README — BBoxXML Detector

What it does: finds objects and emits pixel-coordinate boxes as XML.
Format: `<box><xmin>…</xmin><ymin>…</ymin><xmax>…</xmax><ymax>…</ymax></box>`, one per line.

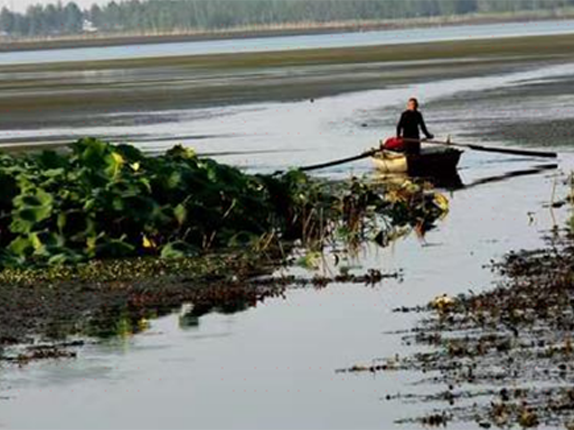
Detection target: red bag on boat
<box><xmin>382</xmin><ymin>137</ymin><xmax>405</xmax><ymax>151</ymax></box>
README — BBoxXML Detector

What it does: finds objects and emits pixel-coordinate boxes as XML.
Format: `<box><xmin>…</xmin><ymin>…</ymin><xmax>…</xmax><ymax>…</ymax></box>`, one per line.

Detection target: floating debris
<box><xmin>2</xmin><ymin>345</ymin><xmax>78</xmax><ymax>367</ymax></box>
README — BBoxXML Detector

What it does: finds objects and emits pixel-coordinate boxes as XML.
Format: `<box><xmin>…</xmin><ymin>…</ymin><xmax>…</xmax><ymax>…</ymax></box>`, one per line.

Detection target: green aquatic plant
<box><xmin>0</xmin><ymin>138</ymin><xmax>273</xmax><ymax>267</ymax></box>
<box><xmin>0</xmin><ymin>138</ymin><xmax>448</xmax><ymax>270</ymax></box>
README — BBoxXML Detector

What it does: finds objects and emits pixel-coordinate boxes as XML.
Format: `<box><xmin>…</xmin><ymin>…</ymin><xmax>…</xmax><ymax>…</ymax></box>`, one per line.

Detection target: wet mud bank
<box><xmin>0</xmin><ymin>253</ymin><xmax>278</xmax><ymax>348</ymax></box>
<box><xmin>424</xmin><ymin>64</ymin><xmax>574</xmax><ymax>151</ymax></box>
<box><xmin>2</xmin><ymin>33</ymin><xmax>574</xmax><ymax>139</ymax></box>
<box><xmin>0</xmin><ymin>252</ymin><xmax>400</xmax><ymax>367</ymax></box>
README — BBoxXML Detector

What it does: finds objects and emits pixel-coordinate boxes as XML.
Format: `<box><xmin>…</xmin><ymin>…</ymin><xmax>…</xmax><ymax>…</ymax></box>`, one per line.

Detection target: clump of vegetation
<box><xmin>0</xmin><ymin>138</ymin><xmax>452</xmax><ymax>355</ymax></box>
<box><xmin>0</xmin><ymin>138</ymin><xmax>448</xmax><ymax>270</ymax></box>
<box><xmin>0</xmin><ymin>138</ymin><xmax>274</xmax><ymax>267</ymax></box>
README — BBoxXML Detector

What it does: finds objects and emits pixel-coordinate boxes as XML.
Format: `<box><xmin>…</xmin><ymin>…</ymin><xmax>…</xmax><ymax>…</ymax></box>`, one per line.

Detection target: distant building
<box><xmin>83</xmin><ymin>19</ymin><xmax>98</xmax><ymax>33</ymax></box>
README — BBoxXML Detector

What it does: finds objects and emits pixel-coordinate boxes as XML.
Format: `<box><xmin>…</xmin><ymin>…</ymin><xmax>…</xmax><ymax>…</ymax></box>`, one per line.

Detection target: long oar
<box><xmin>272</xmin><ymin>147</ymin><xmax>380</xmax><ymax>175</ymax></box>
<box><xmin>298</xmin><ymin>148</ymin><xmax>380</xmax><ymax>172</ymax></box>
<box><xmin>405</xmin><ymin>138</ymin><xmax>557</xmax><ymax>159</ymax></box>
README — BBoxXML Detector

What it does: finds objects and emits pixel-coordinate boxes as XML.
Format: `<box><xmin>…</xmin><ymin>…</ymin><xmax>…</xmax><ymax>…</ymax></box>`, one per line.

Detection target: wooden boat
<box><xmin>372</xmin><ymin>146</ymin><xmax>462</xmax><ymax>176</ymax></box>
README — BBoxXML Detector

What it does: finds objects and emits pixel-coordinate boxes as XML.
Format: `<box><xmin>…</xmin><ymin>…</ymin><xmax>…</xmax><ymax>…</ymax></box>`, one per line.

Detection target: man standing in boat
<box><xmin>395</xmin><ymin>98</ymin><xmax>434</xmax><ymax>154</ymax></box>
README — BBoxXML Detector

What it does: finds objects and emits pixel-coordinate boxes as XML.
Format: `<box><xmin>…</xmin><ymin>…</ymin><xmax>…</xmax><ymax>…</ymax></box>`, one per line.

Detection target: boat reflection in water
<box><xmin>461</xmin><ymin>163</ymin><xmax>559</xmax><ymax>190</ymax></box>
<box><xmin>372</xmin><ymin>163</ymin><xmax>559</xmax><ymax>192</ymax></box>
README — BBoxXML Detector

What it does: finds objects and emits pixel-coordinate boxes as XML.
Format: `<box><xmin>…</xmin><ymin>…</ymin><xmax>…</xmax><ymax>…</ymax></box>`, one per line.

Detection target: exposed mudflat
<box><xmin>1</xmin><ymin>33</ymin><xmax>574</xmax><ymax>140</ymax></box>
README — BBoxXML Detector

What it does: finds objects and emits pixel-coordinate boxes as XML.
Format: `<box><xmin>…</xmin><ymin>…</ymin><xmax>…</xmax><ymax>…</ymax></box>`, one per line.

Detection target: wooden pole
<box><xmin>272</xmin><ymin>148</ymin><xmax>380</xmax><ymax>175</ymax></box>
<box><xmin>298</xmin><ymin>148</ymin><xmax>379</xmax><ymax>172</ymax></box>
<box><xmin>405</xmin><ymin>138</ymin><xmax>557</xmax><ymax>159</ymax></box>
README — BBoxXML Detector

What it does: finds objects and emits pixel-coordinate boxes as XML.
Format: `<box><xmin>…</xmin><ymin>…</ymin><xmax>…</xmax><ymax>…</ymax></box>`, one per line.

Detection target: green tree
<box><xmin>89</xmin><ymin>4</ymin><xmax>103</xmax><ymax>28</ymax></box>
<box><xmin>26</xmin><ymin>5</ymin><xmax>46</xmax><ymax>36</ymax></box>
<box><xmin>0</xmin><ymin>7</ymin><xmax>15</xmax><ymax>34</ymax></box>
<box><xmin>63</xmin><ymin>2</ymin><xmax>83</xmax><ymax>34</ymax></box>
<box><xmin>44</xmin><ymin>3</ymin><xmax>63</xmax><ymax>34</ymax></box>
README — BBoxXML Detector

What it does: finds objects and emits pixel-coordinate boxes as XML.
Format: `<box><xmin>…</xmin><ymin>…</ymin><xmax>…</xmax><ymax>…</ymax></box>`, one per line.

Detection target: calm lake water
<box><xmin>1</xmin><ymin>27</ymin><xmax>574</xmax><ymax>429</ymax></box>
<box><xmin>1</xmin><ymin>19</ymin><xmax>574</xmax><ymax>65</ymax></box>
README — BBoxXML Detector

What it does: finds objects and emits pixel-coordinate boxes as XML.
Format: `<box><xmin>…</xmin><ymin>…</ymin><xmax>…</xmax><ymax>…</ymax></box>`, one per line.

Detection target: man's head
<box><xmin>407</xmin><ymin>98</ymin><xmax>419</xmax><ymax>111</ymax></box>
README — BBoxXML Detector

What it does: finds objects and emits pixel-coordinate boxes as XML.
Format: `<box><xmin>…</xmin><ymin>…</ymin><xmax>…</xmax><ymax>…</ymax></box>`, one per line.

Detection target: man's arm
<box><xmin>419</xmin><ymin>112</ymin><xmax>434</xmax><ymax>139</ymax></box>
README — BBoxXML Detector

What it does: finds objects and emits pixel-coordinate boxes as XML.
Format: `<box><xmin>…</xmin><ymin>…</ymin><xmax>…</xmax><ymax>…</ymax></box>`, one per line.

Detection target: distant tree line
<box><xmin>0</xmin><ymin>2</ymin><xmax>83</xmax><ymax>36</ymax></box>
<box><xmin>1</xmin><ymin>0</ymin><xmax>574</xmax><ymax>37</ymax></box>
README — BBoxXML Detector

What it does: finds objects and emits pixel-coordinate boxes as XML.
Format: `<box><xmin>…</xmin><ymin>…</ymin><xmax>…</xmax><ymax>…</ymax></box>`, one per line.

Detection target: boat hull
<box><xmin>372</xmin><ymin>146</ymin><xmax>462</xmax><ymax>176</ymax></box>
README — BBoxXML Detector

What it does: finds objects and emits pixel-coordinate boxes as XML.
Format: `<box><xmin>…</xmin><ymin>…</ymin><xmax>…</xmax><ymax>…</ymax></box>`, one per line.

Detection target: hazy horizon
<box><xmin>0</xmin><ymin>0</ymin><xmax>110</xmax><ymax>12</ymax></box>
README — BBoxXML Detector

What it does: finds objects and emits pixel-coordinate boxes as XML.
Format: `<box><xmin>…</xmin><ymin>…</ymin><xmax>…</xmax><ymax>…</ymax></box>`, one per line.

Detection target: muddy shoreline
<box><xmin>0</xmin><ymin>252</ymin><xmax>269</xmax><ymax>346</ymax></box>
<box><xmin>0</xmin><ymin>251</ymin><xmax>399</xmax><ymax>365</ymax></box>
